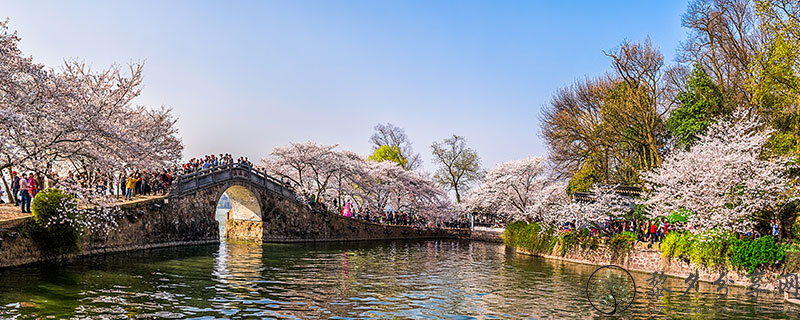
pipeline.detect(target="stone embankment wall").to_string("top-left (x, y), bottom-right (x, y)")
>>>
top-left (514, 241), bottom-right (785, 291)
top-left (0, 197), bottom-right (219, 269)
top-left (0, 190), bottom-right (501, 268)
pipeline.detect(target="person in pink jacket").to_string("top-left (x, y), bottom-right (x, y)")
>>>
top-left (28, 173), bottom-right (39, 198)
top-left (343, 200), bottom-right (352, 217)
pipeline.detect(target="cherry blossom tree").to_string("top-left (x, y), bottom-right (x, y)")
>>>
top-left (0, 20), bottom-right (182, 228)
top-left (462, 156), bottom-right (559, 222)
top-left (462, 154), bottom-right (631, 228)
top-left (261, 141), bottom-right (338, 200)
top-left (640, 110), bottom-right (798, 232)
top-left (546, 184), bottom-right (629, 227)
top-left (261, 141), bottom-right (456, 223)
top-left (0, 21), bottom-right (182, 180)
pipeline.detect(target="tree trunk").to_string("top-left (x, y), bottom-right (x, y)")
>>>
top-left (1, 168), bottom-right (12, 205)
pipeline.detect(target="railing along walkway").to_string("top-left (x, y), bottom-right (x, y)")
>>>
top-left (169, 163), bottom-right (295, 199)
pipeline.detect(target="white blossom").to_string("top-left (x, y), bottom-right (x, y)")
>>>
top-left (639, 110), bottom-right (797, 232)
top-left (261, 142), bottom-right (457, 223)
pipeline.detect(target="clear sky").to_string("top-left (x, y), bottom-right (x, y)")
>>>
top-left (1, 0), bottom-right (687, 173)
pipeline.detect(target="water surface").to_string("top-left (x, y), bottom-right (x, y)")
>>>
top-left (0, 237), bottom-right (798, 318)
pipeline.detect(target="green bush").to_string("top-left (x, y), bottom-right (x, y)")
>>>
top-left (729, 235), bottom-right (785, 272)
top-left (559, 231), bottom-right (579, 256)
top-left (783, 243), bottom-right (800, 253)
top-left (609, 231), bottom-right (636, 253)
top-left (667, 209), bottom-right (692, 224)
top-left (675, 233), bottom-right (694, 259)
top-left (792, 216), bottom-right (800, 240)
top-left (661, 231), bottom-right (784, 272)
top-left (687, 231), bottom-right (734, 269)
top-left (659, 232), bottom-right (683, 259)
top-left (580, 236), bottom-right (600, 250)
top-left (29, 188), bottom-right (82, 255)
top-left (504, 221), bottom-right (557, 254)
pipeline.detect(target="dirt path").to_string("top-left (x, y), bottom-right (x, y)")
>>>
top-left (0, 194), bottom-right (167, 223)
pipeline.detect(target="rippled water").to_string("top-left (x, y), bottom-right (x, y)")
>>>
top-left (1, 238), bottom-right (799, 318)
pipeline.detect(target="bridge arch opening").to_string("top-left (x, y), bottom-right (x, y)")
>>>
top-left (215, 184), bottom-right (262, 239)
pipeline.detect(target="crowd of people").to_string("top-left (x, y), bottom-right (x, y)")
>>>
top-left (180, 154), bottom-right (253, 174)
top-left (119, 154), bottom-right (255, 200)
top-left (3, 153), bottom-right (258, 213)
top-left (558, 217), bottom-right (673, 244)
top-left (7, 171), bottom-right (44, 214)
top-left (557, 215), bottom-right (778, 244)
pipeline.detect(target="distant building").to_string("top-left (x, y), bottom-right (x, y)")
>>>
top-left (572, 185), bottom-right (642, 209)
top-left (217, 193), bottom-right (232, 209)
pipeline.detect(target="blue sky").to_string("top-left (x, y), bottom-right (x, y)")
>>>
top-left (1, 0), bottom-right (687, 172)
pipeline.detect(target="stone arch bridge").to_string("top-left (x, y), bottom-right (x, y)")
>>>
top-left (161, 163), bottom-right (468, 242)
top-left (0, 164), bottom-right (499, 269)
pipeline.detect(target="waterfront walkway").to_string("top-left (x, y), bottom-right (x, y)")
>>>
top-left (0, 195), bottom-right (167, 224)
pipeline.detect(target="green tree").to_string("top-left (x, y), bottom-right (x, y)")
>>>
top-left (367, 145), bottom-right (408, 169)
top-left (666, 65), bottom-right (725, 149)
top-left (752, 0), bottom-right (800, 157)
top-left (430, 135), bottom-right (481, 203)
top-left (567, 155), bottom-right (606, 193)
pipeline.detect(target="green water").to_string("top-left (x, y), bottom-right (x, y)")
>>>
top-left (0, 240), bottom-right (798, 319)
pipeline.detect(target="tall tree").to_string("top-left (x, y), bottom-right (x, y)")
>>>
top-left (0, 20), bottom-right (182, 179)
top-left (752, 0), bottom-right (800, 156)
top-left (369, 123), bottom-right (422, 170)
top-left (540, 77), bottom-right (613, 188)
top-left (679, 0), bottom-right (760, 108)
top-left (430, 135), bottom-right (481, 203)
top-left (542, 39), bottom-right (672, 189)
top-left (666, 65), bottom-right (726, 149)
top-left (367, 145), bottom-right (408, 168)
top-left (602, 38), bottom-right (671, 181)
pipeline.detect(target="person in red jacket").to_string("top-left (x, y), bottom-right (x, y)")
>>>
top-left (649, 222), bottom-right (658, 244)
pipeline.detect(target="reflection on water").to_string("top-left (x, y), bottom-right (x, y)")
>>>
top-left (0, 240), bottom-right (798, 319)
top-left (216, 208), bottom-right (228, 239)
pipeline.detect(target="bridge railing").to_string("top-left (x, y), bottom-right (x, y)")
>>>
top-left (169, 163), bottom-right (296, 199)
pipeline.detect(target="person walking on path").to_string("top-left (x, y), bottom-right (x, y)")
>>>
top-left (125, 175), bottom-right (140, 200)
top-left (28, 173), bottom-right (38, 198)
top-left (18, 173), bottom-right (31, 214)
top-left (10, 171), bottom-right (20, 206)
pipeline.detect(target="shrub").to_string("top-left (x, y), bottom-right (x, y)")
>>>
top-left (661, 231), bottom-right (786, 272)
top-left (792, 216), bottom-right (800, 240)
top-left (659, 232), bottom-right (683, 259)
top-left (609, 231), bottom-right (636, 253)
top-left (667, 209), bottom-right (692, 224)
top-left (729, 235), bottom-right (785, 272)
top-left (504, 221), bottom-right (557, 254)
top-left (559, 231), bottom-right (579, 256)
top-left (580, 236), bottom-right (600, 250)
top-left (29, 188), bottom-right (82, 255)
top-left (783, 243), bottom-right (800, 253)
top-left (687, 231), bottom-right (734, 269)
